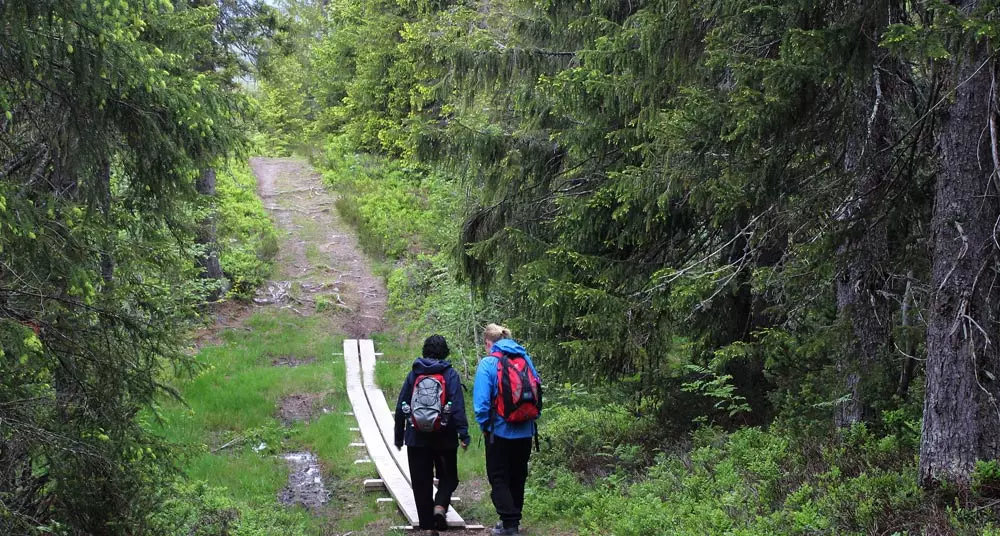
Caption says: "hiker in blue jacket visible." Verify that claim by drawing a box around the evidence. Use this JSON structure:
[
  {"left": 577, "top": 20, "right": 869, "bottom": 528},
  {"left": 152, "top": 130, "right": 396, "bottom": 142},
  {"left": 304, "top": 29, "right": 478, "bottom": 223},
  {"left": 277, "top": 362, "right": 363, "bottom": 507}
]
[
  {"left": 473, "top": 323, "right": 541, "bottom": 536},
  {"left": 395, "top": 335, "right": 470, "bottom": 535}
]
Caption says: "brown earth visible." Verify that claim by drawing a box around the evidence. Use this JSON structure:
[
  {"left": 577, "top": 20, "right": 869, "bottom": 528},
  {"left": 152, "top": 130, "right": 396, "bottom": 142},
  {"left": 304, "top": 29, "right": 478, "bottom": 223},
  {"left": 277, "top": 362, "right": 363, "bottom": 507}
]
[
  {"left": 247, "top": 157, "right": 389, "bottom": 517},
  {"left": 277, "top": 392, "right": 334, "bottom": 425},
  {"left": 250, "top": 157, "right": 386, "bottom": 337}
]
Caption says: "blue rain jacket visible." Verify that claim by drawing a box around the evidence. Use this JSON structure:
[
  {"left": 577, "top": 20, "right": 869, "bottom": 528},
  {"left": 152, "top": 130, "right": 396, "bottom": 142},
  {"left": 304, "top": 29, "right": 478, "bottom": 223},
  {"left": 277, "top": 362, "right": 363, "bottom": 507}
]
[{"left": 473, "top": 338, "right": 541, "bottom": 440}]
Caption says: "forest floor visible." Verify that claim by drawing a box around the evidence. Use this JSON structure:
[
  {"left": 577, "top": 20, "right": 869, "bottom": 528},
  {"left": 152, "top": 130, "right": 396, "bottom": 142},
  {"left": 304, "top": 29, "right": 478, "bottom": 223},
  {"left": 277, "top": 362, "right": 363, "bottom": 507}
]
[{"left": 184, "top": 157, "right": 497, "bottom": 535}]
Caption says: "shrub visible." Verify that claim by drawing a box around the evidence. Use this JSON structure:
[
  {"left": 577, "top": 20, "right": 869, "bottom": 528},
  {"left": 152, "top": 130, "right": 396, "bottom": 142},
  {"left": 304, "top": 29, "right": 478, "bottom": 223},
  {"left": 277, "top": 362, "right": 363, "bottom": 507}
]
[
  {"left": 216, "top": 161, "right": 278, "bottom": 298},
  {"left": 525, "top": 423, "right": 1000, "bottom": 535},
  {"left": 534, "top": 402, "right": 658, "bottom": 479},
  {"left": 151, "top": 480, "right": 311, "bottom": 536}
]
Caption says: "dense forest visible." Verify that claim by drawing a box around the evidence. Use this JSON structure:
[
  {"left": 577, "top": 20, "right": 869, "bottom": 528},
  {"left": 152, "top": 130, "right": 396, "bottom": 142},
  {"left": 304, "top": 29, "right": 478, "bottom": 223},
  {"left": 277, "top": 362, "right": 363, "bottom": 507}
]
[
  {"left": 7, "top": 0, "right": 1000, "bottom": 534},
  {"left": 0, "top": 1, "right": 281, "bottom": 533},
  {"left": 261, "top": 0, "right": 1000, "bottom": 532}
]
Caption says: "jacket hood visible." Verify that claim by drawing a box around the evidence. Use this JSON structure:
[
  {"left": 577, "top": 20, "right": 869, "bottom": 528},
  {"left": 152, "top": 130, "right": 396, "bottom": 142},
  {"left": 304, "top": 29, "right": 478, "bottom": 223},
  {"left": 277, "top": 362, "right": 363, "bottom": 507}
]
[
  {"left": 412, "top": 357, "right": 452, "bottom": 374},
  {"left": 490, "top": 338, "right": 528, "bottom": 357}
]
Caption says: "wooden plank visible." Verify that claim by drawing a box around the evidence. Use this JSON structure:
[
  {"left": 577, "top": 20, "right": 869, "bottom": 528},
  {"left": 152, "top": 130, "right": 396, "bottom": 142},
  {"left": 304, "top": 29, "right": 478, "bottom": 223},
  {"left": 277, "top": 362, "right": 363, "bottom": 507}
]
[
  {"left": 359, "top": 340, "right": 466, "bottom": 528},
  {"left": 343, "top": 339, "right": 420, "bottom": 527},
  {"left": 360, "top": 339, "right": 378, "bottom": 390},
  {"left": 370, "top": 387, "right": 411, "bottom": 478},
  {"left": 359, "top": 339, "right": 410, "bottom": 479},
  {"left": 392, "top": 525, "right": 485, "bottom": 531}
]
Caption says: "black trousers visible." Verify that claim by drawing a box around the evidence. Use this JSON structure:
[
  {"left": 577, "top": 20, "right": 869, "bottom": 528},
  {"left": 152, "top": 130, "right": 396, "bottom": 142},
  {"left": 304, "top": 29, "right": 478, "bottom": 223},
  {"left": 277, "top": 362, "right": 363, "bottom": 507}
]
[
  {"left": 407, "top": 446, "right": 459, "bottom": 529},
  {"left": 485, "top": 435, "right": 533, "bottom": 529}
]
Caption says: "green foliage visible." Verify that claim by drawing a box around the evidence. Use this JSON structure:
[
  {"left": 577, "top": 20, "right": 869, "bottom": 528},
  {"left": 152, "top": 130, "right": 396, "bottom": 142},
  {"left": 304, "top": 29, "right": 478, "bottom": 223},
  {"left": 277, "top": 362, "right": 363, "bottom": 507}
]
[
  {"left": 386, "top": 252, "right": 486, "bottom": 365},
  {"left": 320, "top": 139, "right": 461, "bottom": 258},
  {"left": 152, "top": 480, "right": 311, "bottom": 536},
  {"left": 216, "top": 161, "right": 279, "bottom": 298},
  {"left": 973, "top": 460, "right": 1000, "bottom": 498},
  {"left": 681, "top": 365, "right": 752, "bottom": 419},
  {"left": 0, "top": 0, "right": 275, "bottom": 532},
  {"left": 526, "top": 423, "right": 991, "bottom": 535},
  {"left": 533, "top": 401, "right": 658, "bottom": 477}
]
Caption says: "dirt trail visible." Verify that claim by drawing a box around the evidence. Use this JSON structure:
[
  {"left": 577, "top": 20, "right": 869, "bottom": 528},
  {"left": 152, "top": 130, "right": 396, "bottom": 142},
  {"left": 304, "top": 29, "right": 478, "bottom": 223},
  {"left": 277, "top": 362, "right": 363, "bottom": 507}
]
[
  {"left": 245, "top": 157, "right": 387, "bottom": 514},
  {"left": 250, "top": 157, "right": 386, "bottom": 337},
  {"left": 248, "top": 157, "right": 494, "bottom": 534}
]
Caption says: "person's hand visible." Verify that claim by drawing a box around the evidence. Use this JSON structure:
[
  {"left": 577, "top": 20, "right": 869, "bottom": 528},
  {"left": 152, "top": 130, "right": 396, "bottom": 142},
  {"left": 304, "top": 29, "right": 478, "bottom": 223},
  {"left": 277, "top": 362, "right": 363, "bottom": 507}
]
[{"left": 461, "top": 439, "right": 470, "bottom": 451}]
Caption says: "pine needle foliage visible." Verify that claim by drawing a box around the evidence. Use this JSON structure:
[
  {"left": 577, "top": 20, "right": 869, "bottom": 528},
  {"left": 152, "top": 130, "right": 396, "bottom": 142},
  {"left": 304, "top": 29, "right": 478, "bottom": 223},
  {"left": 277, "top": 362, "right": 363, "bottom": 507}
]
[
  {"left": 261, "top": 0, "right": 1000, "bottom": 494},
  {"left": 0, "top": 0, "right": 274, "bottom": 532}
]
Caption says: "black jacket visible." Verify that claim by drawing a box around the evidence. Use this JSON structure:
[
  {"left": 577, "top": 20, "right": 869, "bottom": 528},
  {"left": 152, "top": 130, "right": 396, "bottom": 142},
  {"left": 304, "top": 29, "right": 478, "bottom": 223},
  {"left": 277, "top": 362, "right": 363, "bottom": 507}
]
[{"left": 394, "top": 358, "right": 470, "bottom": 449}]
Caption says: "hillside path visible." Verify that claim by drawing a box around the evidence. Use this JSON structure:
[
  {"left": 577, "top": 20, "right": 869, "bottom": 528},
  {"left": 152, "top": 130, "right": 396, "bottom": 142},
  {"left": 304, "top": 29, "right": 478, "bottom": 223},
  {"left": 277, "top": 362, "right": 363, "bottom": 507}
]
[
  {"left": 250, "top": 157, "right": 386, "bottom": 336},
  {"left": 247, "top": 157, "right": 495, "bottom": 534}
]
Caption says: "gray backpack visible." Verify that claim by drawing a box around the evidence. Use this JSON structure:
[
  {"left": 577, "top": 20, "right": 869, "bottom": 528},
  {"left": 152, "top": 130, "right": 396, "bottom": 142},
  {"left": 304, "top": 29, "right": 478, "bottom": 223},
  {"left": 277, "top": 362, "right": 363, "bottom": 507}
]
[{"left": 410, "top": 373, "right": 446, "bottom": 432}]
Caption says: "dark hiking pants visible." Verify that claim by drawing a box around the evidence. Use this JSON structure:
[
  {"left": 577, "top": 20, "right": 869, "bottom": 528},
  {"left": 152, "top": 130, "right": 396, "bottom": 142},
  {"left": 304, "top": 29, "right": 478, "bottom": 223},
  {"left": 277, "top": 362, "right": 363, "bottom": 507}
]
[
  {"left": 407, "top": 446, "right": 459, "bottom": 529},
  {"left": 485, "top": 435, "right": 533, "bottom": 529}
]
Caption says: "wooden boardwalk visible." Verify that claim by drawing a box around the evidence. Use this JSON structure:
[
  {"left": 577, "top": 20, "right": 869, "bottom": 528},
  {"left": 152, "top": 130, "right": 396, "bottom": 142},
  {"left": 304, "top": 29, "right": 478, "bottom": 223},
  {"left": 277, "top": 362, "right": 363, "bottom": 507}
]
[{"left": 344, "top": 339, "right": 474, "bottom": 529}]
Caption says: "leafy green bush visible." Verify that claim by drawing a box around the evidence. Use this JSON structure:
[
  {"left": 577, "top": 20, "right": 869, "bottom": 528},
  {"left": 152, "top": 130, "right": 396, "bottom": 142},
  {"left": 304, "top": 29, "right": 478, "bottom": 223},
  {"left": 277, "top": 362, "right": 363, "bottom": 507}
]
[
  {"left": 320, "top": 136, "right": 461, "bottom": 259},
  {"left": 216, "top": 161, "right": 279, "bottom": 298},
  {"left": 151, "top": 480, "right": 311, "bottom": 536},
  {"left": 534, "top": 402, "right": 658, "bottom": 478},
  {"left": 526, "top": 422, "right": 1000, "bottom": 535}
]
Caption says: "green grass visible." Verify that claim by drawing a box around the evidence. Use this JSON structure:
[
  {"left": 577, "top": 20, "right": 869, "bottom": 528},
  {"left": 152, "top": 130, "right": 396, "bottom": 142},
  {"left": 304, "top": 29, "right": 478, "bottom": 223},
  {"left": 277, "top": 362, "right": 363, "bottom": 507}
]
[
  {"left": 151, "top": 308, "right": 494, "bottom": 533},
  {"left": 150, "top": 309, "right": 371, "bottom": 533},
  {"left": 292, "top": 213, "right": 326, "bottom": 244},
  {"left": 304, "top": 243, "right": 324, "bottom": 268}
]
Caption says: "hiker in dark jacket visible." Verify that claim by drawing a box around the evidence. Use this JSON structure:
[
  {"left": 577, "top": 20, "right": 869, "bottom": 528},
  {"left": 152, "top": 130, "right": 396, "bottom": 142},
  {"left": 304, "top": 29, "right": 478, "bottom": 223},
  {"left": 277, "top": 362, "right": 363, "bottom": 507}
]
[{"left": 395, "top": 334, "right": 470, "bottom": 534}]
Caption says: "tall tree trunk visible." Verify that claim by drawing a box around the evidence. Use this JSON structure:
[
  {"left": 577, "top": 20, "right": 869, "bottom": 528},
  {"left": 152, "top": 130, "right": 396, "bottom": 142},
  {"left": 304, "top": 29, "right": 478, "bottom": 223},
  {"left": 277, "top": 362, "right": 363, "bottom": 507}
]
[
  {"left": 896, "top": 272, "right": 917, "bottom": 399},
  {"left": 834, "top": 64, "right": 893, "bottom": 428},
  {"left": 919, "top": 27, "right": 1000, "bottom": 488},
  {"left": 196, "top": 166, "right": 225, "bottom": 301},
  {"left": 98, "top": 160, "right": 114, "bottom": 286}
]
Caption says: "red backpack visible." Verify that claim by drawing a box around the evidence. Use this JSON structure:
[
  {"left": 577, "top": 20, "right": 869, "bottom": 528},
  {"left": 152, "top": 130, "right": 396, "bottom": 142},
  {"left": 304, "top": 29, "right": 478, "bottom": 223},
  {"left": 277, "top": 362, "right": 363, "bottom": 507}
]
[{"left": 492, "top": 351, "right": 542, "bottom": 423}]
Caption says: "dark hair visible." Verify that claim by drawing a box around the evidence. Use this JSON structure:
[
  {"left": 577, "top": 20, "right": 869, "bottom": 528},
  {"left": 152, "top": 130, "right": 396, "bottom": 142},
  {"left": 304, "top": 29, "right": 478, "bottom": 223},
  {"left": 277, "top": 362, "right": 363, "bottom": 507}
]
[{"left": 422, "top": 334, "right": 450, "bottom": 360}]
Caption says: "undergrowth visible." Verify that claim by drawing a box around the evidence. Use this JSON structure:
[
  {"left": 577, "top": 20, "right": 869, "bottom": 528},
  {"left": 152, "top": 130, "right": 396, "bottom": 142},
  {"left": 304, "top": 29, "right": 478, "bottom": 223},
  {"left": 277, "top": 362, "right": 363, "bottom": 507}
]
[
  {"left": 311, "top": 141, "right": 1000, "bottom": 535},
  {"left": 316, "top": 136, "right": 491, "bottom": 363},
  {"left": 527, "top": 401, "right": 1000, "bottom": 535},
  {"left": 216, "top": 160, "right": 279, "bottom": 298}
]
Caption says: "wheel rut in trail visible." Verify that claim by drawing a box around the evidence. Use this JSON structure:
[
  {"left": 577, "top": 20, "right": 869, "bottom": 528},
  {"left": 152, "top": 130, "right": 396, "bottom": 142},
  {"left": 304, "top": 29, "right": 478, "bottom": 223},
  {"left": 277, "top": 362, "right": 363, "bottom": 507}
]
[
  {"left": 250, "top": 156, "right": 386, "bottom": 338},
  {"left": 249, "top": 157, "right": 387, "bottom": 514}
]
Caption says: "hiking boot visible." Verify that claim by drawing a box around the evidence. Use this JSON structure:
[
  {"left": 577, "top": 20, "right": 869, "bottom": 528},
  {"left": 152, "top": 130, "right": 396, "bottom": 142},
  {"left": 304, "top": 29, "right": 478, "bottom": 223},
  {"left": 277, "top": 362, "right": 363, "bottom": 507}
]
[
  {"left": 433, "top": 505, "right": 448, "bottom": 530},
  {"left": 491, "top": 521, "right": 519, "bottom": 535}
]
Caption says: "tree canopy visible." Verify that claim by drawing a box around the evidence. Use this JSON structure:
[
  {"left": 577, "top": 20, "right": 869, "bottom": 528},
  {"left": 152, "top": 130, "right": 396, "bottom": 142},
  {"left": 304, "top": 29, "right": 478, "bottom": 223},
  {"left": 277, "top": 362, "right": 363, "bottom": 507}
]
[
  {"left": 0, "top": 0, "right": 274, "bottom": 532},
  {"left": 261, "top": 0, "right": 1000, "bottom": 490}
]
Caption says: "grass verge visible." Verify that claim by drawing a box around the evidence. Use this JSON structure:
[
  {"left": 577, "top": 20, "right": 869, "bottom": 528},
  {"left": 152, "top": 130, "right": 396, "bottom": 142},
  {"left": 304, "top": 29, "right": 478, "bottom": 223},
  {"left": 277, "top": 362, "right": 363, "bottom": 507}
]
[{"left": 150, "top": 309, "right": 413, "bottom": 534}]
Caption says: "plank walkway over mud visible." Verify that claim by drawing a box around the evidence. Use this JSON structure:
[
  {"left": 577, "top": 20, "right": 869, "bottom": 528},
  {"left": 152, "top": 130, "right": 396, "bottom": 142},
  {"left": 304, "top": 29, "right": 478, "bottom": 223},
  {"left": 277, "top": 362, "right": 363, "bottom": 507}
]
[{"left": 344, "top": 339, "right": 473, "bottom": 529}]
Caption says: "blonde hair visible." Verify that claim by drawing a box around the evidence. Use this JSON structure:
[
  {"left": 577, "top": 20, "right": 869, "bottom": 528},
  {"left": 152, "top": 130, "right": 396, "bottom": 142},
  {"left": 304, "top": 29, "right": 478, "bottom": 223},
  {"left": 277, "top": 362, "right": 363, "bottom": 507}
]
[{"left": 484, "top": 323, "right": 512, "bottom": 343}]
